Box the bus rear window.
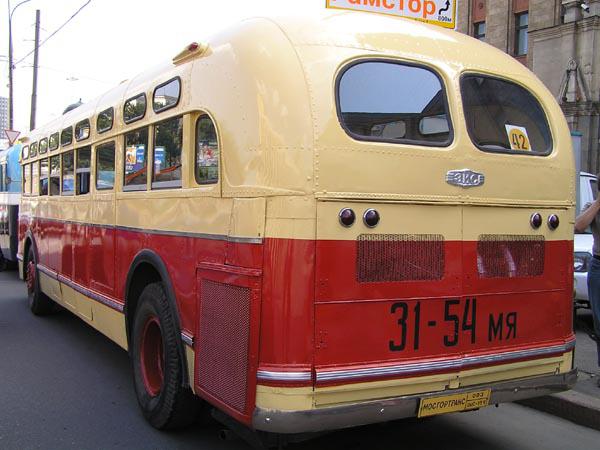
[337,61,452,146]
[461,75,553,155]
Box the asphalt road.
[1,269,599,450]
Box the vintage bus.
[18,11,576,443]
[1,143,22,270]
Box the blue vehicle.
[0,144,22,270]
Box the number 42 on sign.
[326,0,457,29]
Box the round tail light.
[548,214,560,230]
[363,209,380,228]
[339,208,356,227]
[530,213,542,229]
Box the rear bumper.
[252,369,577,434]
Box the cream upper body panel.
[275,11,574,207]
[20,11,573,208]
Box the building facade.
[456,0,600,174]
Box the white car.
[574,172,597,309]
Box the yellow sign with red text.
[326,0,457,29]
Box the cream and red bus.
[18,11,576,440]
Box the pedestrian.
[575,193,600,387]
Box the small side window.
[124,128,148,190]
[124,94,147,124]
[195,115,219,185]
[153,78,180,113]
[31,161,39,196]
[153,116,183,189]
[49,133,59,150]
[61,127,73,146]
[21,146,29,160]
[39,138,48,154]
[76,146,91,195]
[39,158,49,195]
[62,151,74,195]
[23,164,31,195]
[29,142,38,158]
[75,119,91,141]
[49,155,60,196]
[96,142,116,191]
[97,107,114,133]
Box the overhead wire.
[13,0,92,67]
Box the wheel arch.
[124,249,189,386]
[22,230,37,279]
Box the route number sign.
[326,0,458,29]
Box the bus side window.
[62,151,75,195]
[124,128,149,190]
[31,161,39,196]
[23,164,31,195]
[96,142,115,191]
[49,155,60,196]
[152,115,183,189]
[39,158,49,195]
[0,164,4,191]
[76,146,91,195]
[195,115,219,185]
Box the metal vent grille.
[477,235,545,278]
[357,234,445,283]
[196,279,251,413]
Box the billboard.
[326,0,457,29]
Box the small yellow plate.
[418,389,491,418]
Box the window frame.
[335,58,455,148]
[49,132,59,151]
[29,142,38,158]
[123,93,147,124]
[76,146,92,195]
[152,77,181,114]
[194,114,221,186]
[39,138,48,154]
[460,72,554,157]
[61,150,75,196]
[97,107,114,134]
[474,21,486,40]
[49,155,61,196]
[514,12,529,56]
[123,127,149,191]
[39,157,49,196]
[152,115,184,190]
[61,126,73,147]
[95,141,116,191]
[75,119,91,142]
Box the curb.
[517,390,600,431]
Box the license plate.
[418,389,491,418]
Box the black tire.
[25,247,55,315]
[131,282,198,429]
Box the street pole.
[29,9,39,131]
[7,0,32,132]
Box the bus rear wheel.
[131,282,198,429]
[25,247,55,315]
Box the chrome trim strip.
[38,263,124,313]
[316,340,576,383]
[253,369,577,434]
[181,332,194,347]
[257,370,313,383]
[21,216,263,244]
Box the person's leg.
[587,258,600,369]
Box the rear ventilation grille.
[196,279,251,413]
[357,234,444,283]
[477,235,545,278]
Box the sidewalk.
[519,309,600,431]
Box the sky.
[1,0,327,137]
